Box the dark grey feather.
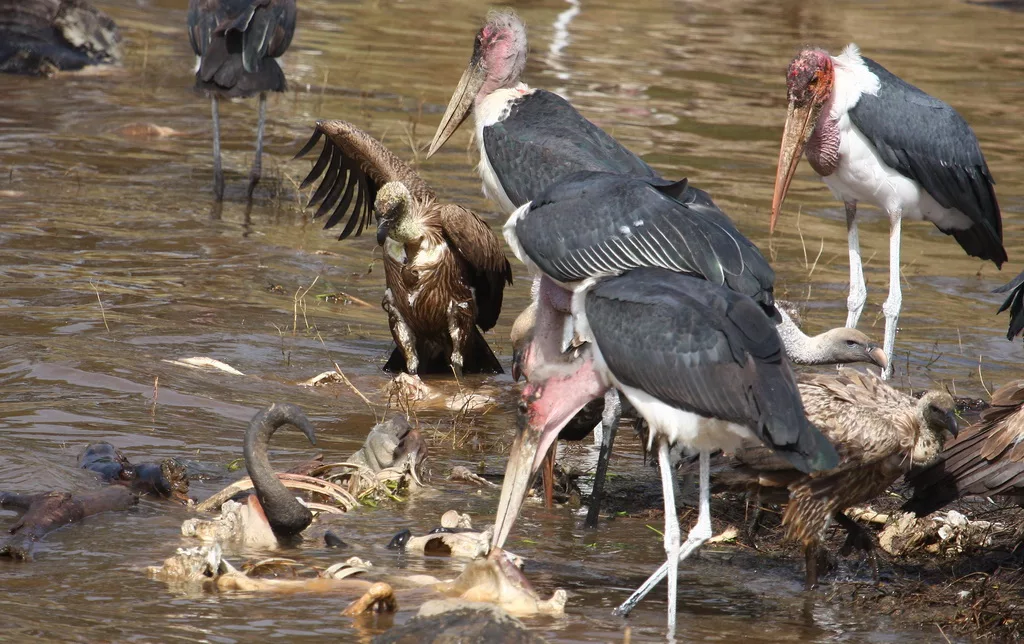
[481,90,662,206]
[517,172,775,308]
[584,268,836,473]
[848,57,1005,266]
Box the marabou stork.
[772,44,1007,378]
[295,120,512,376]
[905,379,1024,516]
[494,267,838,631]
[506,171,888,372]
[715,370,957,588]
[187,0,296,200]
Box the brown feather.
[716,369,955,585]
[314,120,434,201]
[905,380,1024,514]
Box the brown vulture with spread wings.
[905,380,1024,515]
[716,369,957,588]
[295,120,512,376]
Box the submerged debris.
[0,487,137,560]
[372,599,547,644]
[162,357,245,376]
[148,542,565,617]
[0,0,123,76]
[388,512,491,559]
[342,582,398,616]
[875,509,1006,556]
[79,442,190,503]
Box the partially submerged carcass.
[79,442,190,502]
[0,0,122,76]
[186,407,427,547]
[0,487,136,560]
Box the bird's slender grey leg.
[384,289,418,374]
[845,201,866,329]
[446,302,465,379]
[585,389,620,528]
[614,450,712,618]
[880,210,902,380]
[658,439,680,635]
[248,92,267,198]
[211,96,224,201]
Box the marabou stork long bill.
[493,268,838,632]
[772,45,1006,377]
[187,0,296,200]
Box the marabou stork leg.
[248,92,267,198]
[845,201,866,330]
[211,96,224,201]
[585,388,620,528]
[613,450,712,618]
[880,210,902,380]
[541,444,556,508]
[658,439,681,634]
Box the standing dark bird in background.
[296,120,512,377]
[905,380,1024,516]
[719,370,957,588]
[0,0,122,76]
[187,0,296,200]
[772,45,1006,378]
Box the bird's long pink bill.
[491,360,607,550]
[770,101,818,233]
[427,60,486,159]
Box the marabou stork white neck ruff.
[772,44,1006,379]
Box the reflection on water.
[0,0,1021,641]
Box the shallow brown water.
[1,0,1023,641]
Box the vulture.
[296,120,512,377]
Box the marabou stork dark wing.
[994,268,1024,341]
[516,172,775,308]
[849,58,1006,266]
[188,0,295,93]
[295,120,435,240]
[584,268,836,473]
[439,204,513,331]
[904,380,1024,516]
[482,89,663,207]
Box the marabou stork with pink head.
[771,45,1006,378]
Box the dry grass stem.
[977,356,991,398]
[293,276,319,335]
[90,280,110,332]
[314,330,377,419]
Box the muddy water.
[1,0,1022,640]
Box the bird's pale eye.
[517,399,528,415]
